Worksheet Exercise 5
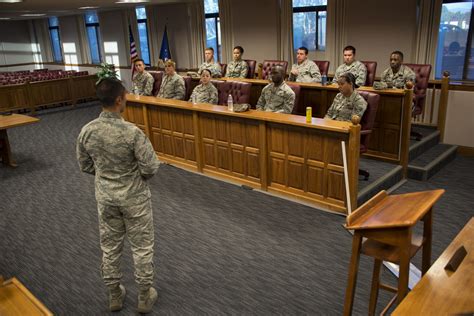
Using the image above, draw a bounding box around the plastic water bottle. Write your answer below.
[192,94,197,105]
[321,74,327,86]
[227,94,233,111]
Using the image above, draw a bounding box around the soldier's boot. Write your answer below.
[109,284,126,312]
[137,287,158,314]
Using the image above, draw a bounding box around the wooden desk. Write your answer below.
[0,114,39,167]
[125,94,361,214]
[343,189,445,315]
[393,217,474,315]
[194,78,412,166]
[0,277,53,316]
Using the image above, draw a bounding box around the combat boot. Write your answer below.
[109,284,126,312]
[137,287,158,313]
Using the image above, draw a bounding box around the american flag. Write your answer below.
[129,25,139,80]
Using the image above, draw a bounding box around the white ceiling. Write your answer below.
[0,0,190,20]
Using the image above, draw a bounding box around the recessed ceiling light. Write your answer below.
[78,6,99,9]
[21,14,46,17]
[0,0,23,3]
[0,17,12,20]
[116,0,150,3]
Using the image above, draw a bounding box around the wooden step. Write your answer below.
[0,276,52,316]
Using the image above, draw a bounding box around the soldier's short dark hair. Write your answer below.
[201,69,212,76]
[298,47,309,55]
[391,51,404,60]
[134,58,145,65]
[205,47,214,53]
[96,78,126,107]
[343,45,356,55]
[339,72,358,89]
[234,46,244,54]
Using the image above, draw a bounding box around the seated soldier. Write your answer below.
[289,46,321,83]
[198,47,222,78]
[332,45,367,87]
[256,65,295,114]
[377,51,415,89]
[225,46,248,78]
[189,69,218,104]
[131,59,154,96]
[156,60,185,100]
[325,73,367,121]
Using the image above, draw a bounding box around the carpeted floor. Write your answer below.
[0,102,472,315]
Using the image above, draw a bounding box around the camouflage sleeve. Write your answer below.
[406,69,416,85]
[174,77,185,100]
[256,87,267,110]
[325,95,339,119]
[134,129,160,179]
[380,68,389,84]
[213,64,222,77]
[282,90,295,114]
[197,63,204,75]
[76,131,95,175]
[240,63,248,78]
[310,62,321,83]
[353,94,368,118]
[332,65,342,83]
[144,75,154,96]
[210,88,218,104]
[188,88,196,102]
[355,63,367,87]
[132,78,139,95]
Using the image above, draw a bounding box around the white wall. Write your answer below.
[444,91,474,147]
[230,0,279,63]
[0,20,36,65]
[59,15,83,65]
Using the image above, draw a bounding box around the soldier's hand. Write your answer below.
[291,69,299,76]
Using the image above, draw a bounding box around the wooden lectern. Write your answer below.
[342,189,445,315]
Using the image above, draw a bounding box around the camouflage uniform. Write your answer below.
[289,59,321,83]
[132,71,154,96]
[76,111,160,292]
[157,73,185,100]
[325,91,367,121]
[225,60,248,78]
[256,82,296,113]
[380,65,416,89]
[198,61,222,78]
[333,60,367,87]
[189,83,218,104]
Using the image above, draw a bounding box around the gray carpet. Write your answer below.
[0,102,472,315]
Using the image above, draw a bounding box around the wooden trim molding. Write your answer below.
[457,146,474,157]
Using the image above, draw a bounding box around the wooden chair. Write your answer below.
[313,60,330,76]
[361,61,377,86]
[244,59,257,79]
[261,60,288,80]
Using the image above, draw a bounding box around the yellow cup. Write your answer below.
[306,107,312,123]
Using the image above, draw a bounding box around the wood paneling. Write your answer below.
[0,75,97,112]
[125,94,360,214]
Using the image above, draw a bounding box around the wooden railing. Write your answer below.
[0,75,97,113]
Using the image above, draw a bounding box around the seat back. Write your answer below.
[244,59,257,79]
[261,60,288,79]
[211,80,230,105]
[313,60,330,76]
[403,63,432,116]
[149,71,163,96]
[286,83,301,114]
[361,61,377,86]
[220,81,252,104]
[358,91,380,153]
[221,64,227,77]
[183,76,193,100]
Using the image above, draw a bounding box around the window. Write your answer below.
[204,0,221,61]
[292,0,327,51]
[48,17,63,63]
[135,6,151,65]
[435,0,473,80]
[84,12,102,64]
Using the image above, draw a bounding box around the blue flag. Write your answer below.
[159,26,171,61]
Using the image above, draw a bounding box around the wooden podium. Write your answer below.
[342,189,445,315]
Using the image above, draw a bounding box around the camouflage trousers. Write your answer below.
[97,199,154,291]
